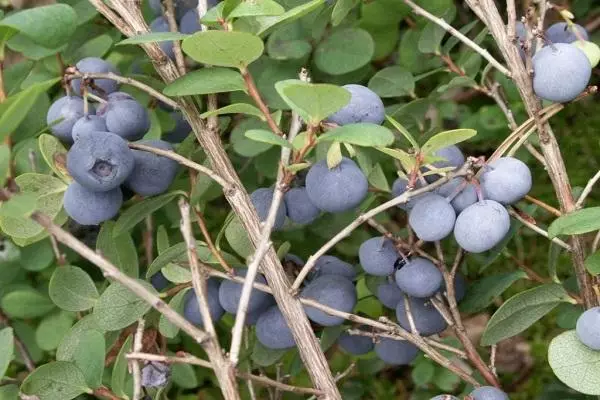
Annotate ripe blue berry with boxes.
[425,145,465,182]
[454,200,510,253]
[217,268,273,315]
[327,84,385,125]
[256,305,295,349]
[71,57,120,96]
[302,275,357,326]
[97,97,151,141]
[163,112,192,143]
[63,182,123,226]
[409,194,456,241]
[150,271,170,291]
[284,187,320,224]
[469,386,509,400]
[395,257,443,298]
[576,306,600,350]
[47,96,90,143]
[376,281,404,309]
[305,157,368,213]
[183,279,224,327]
[72,115,107,142]
[338,329,374,355]
[436,177,478,213]
[532,43,591,103]
[546,22,589,44]
[250,188,287,230]
[309,255,356,281]
[358,237,397,276]
[480,157,532,205]
[374,338,419,365]
[392,177,424,210]
[396,296,447,336]
[125,140,179,196]
[180,9,201,34]
[67,131,135,192]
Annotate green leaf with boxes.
[367,163,390,192]
[548,207,600,238]
[385,115,419,149]
[110,335,132,399]
[245,129,292,148]
[574,40,600,68]
[58,330,104,389]
[96,221,139,278]
[0,385,18,400]
[376,147,415,172]
[0,78,60,141]
[275,80,351,124]
[320,326,344,351]
[35,312,74,351]
[21,361,90,400]
[93,281,155,331]
[161,263,191,283]
[332,0,359,26]
[159,288,190,338]
[225,215,254,258]
[171,362,198,389]
[481,284,572,346]
[156,225,170,254]
[0,192,37,218]
[585,250,600,276]
[71,34,114,61]
[319,123,394,147]
[418,21,446,54]
[314,28,374,75]
[255,0,325,35]
[251,339,287,366]
[1,289,55,319]
[146,240,224,278]
[113,191,182,236]
[0,5,77,49]
[200,103,263,119]
[229,0,285,18]
[0,145,10,187]
[0,328,14,380]
[163,67,246,96]
[49,266,99,312]
[118,32,190,45]
[368,66,415,98]
[459,271,527,313]
[182,31,264,68]
[38,134,70,183]
[421,128,477,155]
[549,330,600,395]
[412,361,435,387]
[326,141,343,169]
[231,118,274,157]
[56,316,104,362]
[437,76,477,93]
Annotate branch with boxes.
[131,319,145,400]
[291,161,474,291]
[162,0,186,75]
[193,208,233,273]
[126,352,323,396]
[67,72,180,110]
[402,0,511,77]
[507,207,572,251]
[575,169,600,209]
[240,68,283,136]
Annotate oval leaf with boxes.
[229,0,285,18]
[96,221,139,278]
[111,335,132,398]
[421,128,477,154]
[182,30,264,68]
[59,330,105,389]
[200,103,263,119]
[549,330,600,395]
[92,281,155,331]
[1,289,55,319]
[118,32,190,45]
[21,361,90,400]
[245,129,292,148]
[0,328,14,380]
[38,134,70,183]
[368,66,415,98]
[548,207,600,238]
[319,123,394,147]
[163,67,246,96]
[113,191,182,236]
[314,28,374,75]
[49,266,99,312]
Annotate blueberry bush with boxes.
[0,0,597,399]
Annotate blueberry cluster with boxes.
[47,58,182,226]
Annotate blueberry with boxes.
[305,157,368,213]
[150,17,175,59]
[217,268,273,315]
[256,305,295,349]
[327,84,385,125]
[469,386,509,400]
[97,98,151,141]
[250,188,287,230]
[106,91,134,101]
[309,255,357,281]
[150,271,170,291]
[374,338,419,365]
[546,22,589,44]
[358,236,397,276]
[337,328,374,355]
[301,275,357,326]
[392,177,424,210]
[180,9,201,34]
[149,0,206,20]
[67,131,135,192]
[63,182,123,226]
[141,361,170,388]
[409,194,456,242]
[71,57,120,96]
[395,257,443,298]
[284,187,320,224]
[576,306,600,350]
[454,200,510,253]
[47,96,90,143]
[436,177,478,213]
[125,140,178,196]
[376,281,404,309]
[532,43,591,103]
[480,157,532,205]
[395,295,447,336]
[71,115,107,142]
[163,112,192,143]
[425,145,465,182]
[183,279,224,327]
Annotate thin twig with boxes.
[126,352,323,395]
[575,170,600,209]
[524,195,562,217]
[131,319,145,400]
[194,208,232,273]
[403,0,511,77]
[490,344,498,377]
[240,68,282,136]
[508,207,572,251]
[49,234,66,266]
[128,142,230,188]
[67,72,179,109]
[306,363,356,400]
[0,310,35,372]
[162,0,186,75]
